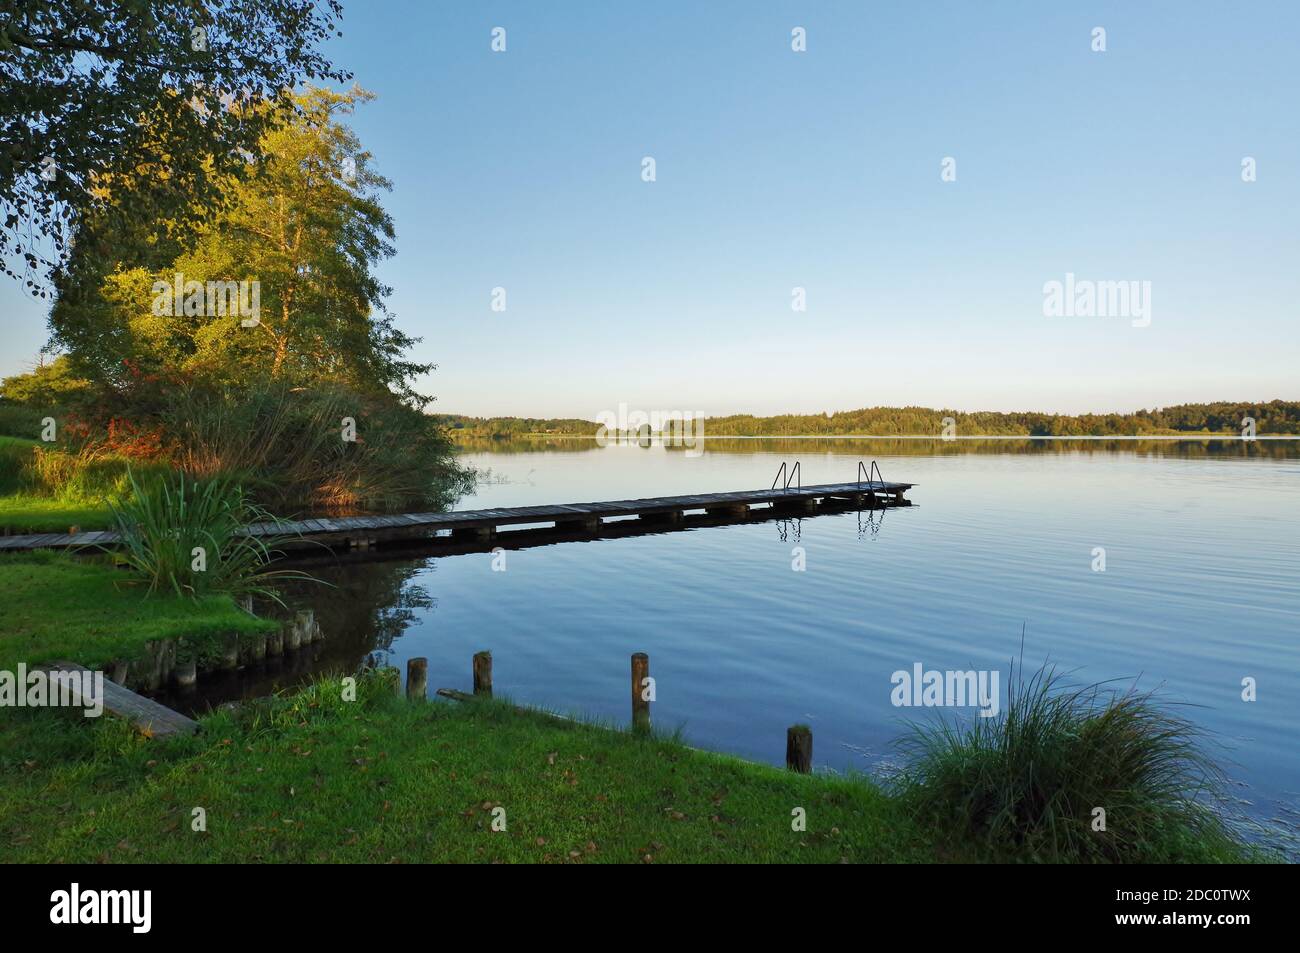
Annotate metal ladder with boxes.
[771,460,801,491]
[857,459,884,488]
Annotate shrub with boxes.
[895,658,1238,862]
[0,402,46,439]
[162,382,472,512]
[108,468,309,601]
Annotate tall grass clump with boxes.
[896,657,1242,862]
[162,382,473,512]
[108,468,309,602]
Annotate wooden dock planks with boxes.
[0,480,913,552]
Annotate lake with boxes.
[173,437,1300,853]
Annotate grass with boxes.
[896,656,1248,863]
[0,672,1263,864]
[0,675,939,863]
[0,495,113,532]
[0,550,275,672]
[0,436,154,533]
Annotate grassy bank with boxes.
[2,680,937,863]
[0,436,133,533]
[0,555,1263,864]
[0,551,274,672]
[1,674,1259,864]
[0,496,112,533]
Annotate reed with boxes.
[107,467,310,603]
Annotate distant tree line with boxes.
[434,401,1300,437]
[431,415,601,436]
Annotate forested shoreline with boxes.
[435,400,1300,438]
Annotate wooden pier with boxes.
[0,479,912,553]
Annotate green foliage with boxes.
[433,414,607,437]
[48,87,428,404]
[108,468,308,601]
[437,400,1300,437]
[0,0,348,288]
[164,382,473,511]
[0,436,167,503]
[705,401,1300,436]
[0,356,91,409]
[896,659,1239,863]
[0,401,45,439]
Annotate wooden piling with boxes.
[786,725,812,773]
[290,609,317,648]
[631,652,651,731]
[407,657,428,701]
[173,659,197,689]
[473,651,493,697]
[706,503,749,518]
[266,628,283,657]
[218,632,240,670]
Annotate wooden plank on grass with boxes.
[39,661,199,738]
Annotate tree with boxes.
[0,353,89,405]
[49,86,432,405]
[0,0,348,291]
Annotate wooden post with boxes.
[786,725,812,773]
[291,610,316,647]
[218,633,240,670]
[706,503,749,518]
[407,657,428,701]
[266,628,283,657]
[174,660,197,689]
[631,652,651,731]
[472,651,493,697]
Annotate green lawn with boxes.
[0,437,113,532]
[0,551,273,671]
[0,495,112,533]
[0,678,946,863]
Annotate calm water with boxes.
[179,438,1300,850]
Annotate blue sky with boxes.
[3,1,1297,418]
